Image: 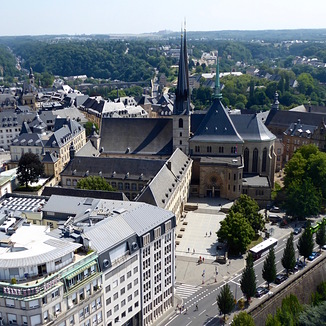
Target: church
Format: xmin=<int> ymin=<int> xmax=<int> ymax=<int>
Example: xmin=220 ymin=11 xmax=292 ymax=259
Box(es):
xmin=96 ymin=29 xmax=277 ymax=207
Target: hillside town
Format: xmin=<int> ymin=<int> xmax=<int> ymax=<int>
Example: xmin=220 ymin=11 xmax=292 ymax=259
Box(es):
xmin=1 ymin=25 xmax=326 ymax=326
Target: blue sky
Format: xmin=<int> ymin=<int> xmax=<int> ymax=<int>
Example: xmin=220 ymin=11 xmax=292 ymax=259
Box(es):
xmin=2 ymin=0 xmax=325 ymax=36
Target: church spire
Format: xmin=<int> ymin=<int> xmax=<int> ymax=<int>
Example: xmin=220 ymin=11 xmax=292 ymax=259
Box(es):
xmin=213 ymin=51 xmax=222 ymax=100
xmin=173 ymin=22 xmax=190 ymax=115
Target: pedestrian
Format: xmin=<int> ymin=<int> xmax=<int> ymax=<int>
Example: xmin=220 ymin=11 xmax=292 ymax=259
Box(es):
xmin=206 ymin=232 xmax=207 ymax=237
xmin=193 ymin=248 xmax=195 ymax=254
xmin=210 ymin=231 xmax=212 ymax=236
xmin=185 ymin=307 xmax=188 ymax=314
xmin=188 ymin=247 xmax=190 ymax=253
xmin=203 ymin=257 xmax=205 ymax=263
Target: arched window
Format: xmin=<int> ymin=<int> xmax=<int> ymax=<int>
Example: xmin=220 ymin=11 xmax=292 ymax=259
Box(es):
xmin=178 ymin=118 xmax=183 ymax=128
xmin=244 ymin=148 xmax=249 ymax=172
xmin=252 ymin=148 xmax=258 ymax=173
xmin=262 ymin=147 xmax=267 ymax=172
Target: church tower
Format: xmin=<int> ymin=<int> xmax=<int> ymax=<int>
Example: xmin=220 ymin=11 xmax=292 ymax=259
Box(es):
xmin=29 ymin=67 xmax=35 ymax=86
xmin=173 ymin=24 xmax=191 ymax=154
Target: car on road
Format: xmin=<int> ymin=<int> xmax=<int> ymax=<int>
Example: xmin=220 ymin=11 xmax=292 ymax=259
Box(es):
xmin=308 ymin=251 xmax=320 ymax=261
xmin=255 ymin=287 xmax=269 ymax=298
xmin=270 ymin=206 xmax=280 ymax=213
xmin=275 ymin=274 xmax=288 ymax=284
xmin=293 ymin=227 xmax=302 ymax=235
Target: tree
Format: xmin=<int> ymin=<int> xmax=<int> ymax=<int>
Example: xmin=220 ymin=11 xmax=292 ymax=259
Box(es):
xmin=262 ymin=248 xmax=277 ymax=289
xmin=281 ymin=233 xmax=296 ymax=275
xmin=77 ymin=176 xmax=115 ymax=191
xmin=297 ymin=301 xmax=326 ymax=326
xmin=231 ymin=311 xmax=255 ymax=326
xmin=285 ymin=178 xmax=322 ymax=219
xmin=240 ymin=253 xmax=256 ymax=302
xmin=84 ymin=122 xmax=99 ymax=137
xmin=230 ymin=194 xmax=265 ymax=234
xmin=297 ymin=222 xmax=314 ymax=262
xmin=316 ymin=220 xmax=326 ymax=252
xmin=217 ymin=284 xmax=235 ymax=320
xmin=17 ymin=152 xmax=44 ymax=188
xmin=217 ymin=210 xmax=255 ymax=255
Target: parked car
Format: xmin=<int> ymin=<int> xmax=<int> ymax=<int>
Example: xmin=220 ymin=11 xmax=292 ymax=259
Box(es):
xmin=293 ymin=227 xmax=302 ymax=235
xmin=308 ymin=252 xmax=320 ymax=261
xmin=322 ymin=244 xmax=326 ymax=250
xmin=270 ymin=206 xmax=280 ymax=213
xmin=295 ymin=260 xmax=306 ymax=269
xmin=255 ymin=286 xmax=269 ymax=298
xmin=275 ymin=274 xmax=288 ymax=284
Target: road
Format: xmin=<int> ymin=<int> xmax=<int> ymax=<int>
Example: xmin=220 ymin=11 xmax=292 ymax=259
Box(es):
xmin=166 ymin=232 xmax=322 ymax=326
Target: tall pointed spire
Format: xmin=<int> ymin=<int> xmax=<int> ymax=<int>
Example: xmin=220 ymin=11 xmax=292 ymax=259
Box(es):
xmin=213 ymin=51 xmax=222 ymax=100
xmin=173 ymin=23 xmax=190 ymax=115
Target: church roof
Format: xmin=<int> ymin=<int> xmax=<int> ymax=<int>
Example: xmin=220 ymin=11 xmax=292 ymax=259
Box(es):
xmin=230 ymin=114 xmax=276 ymax=142
xmin=61 ymin=156 xmax=166 ymax=181
xmin=191 ymin=99 xmax=243 ymax=144
xmin=100 ymin=118 xmax=173 ymax=156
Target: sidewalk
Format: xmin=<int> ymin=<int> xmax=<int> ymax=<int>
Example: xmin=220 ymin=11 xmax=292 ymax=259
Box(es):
xmin=175 ymin=197 xmax=245 ymax=286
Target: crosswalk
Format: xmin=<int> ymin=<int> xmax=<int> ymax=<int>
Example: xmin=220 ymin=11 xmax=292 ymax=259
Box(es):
xmin=175 ymin=283 xmax=202 ymax=300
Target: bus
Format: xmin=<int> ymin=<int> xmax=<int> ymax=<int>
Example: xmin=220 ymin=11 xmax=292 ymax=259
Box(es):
xmin=249 ymin=237 xmax=278 ymax=260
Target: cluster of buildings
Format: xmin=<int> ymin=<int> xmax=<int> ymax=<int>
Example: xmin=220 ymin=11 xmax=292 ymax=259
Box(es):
xmin=0 ymin=192 xmax=175 ymax=326
xmin=2 ymin=27 xmax=326 ymax=326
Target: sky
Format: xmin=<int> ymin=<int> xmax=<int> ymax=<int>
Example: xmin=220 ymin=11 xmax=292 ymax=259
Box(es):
xmin=1 ymin=0 xmax=326 ymax=36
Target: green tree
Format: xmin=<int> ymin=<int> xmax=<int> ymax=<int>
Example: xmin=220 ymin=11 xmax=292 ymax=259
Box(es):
xmin=230 ymin=194 xmax=265 ymax=234
xmin=217 ymin=210 xmax=255 ymax=255
xmin=297 ymin=301 xmax=326 ymax=326
xmin=17 ymin=153 xmax=44 ymax=188
xmin=265 ymin=314 xmax=282 ymax=326
xmin=77 ymin=176 xmax=115 ymax=191
xmin=262 ymin=248 xmax=277 ymax=289
xmin=285 ymin=178 xmax=322 ymax=219
xmin=231 ymin=311 xmax=255 ymax=326
xmin=217 ymin=284 xmax=235 ymax=320
xmin=316 ymin=220 xmax=326 ymax=252
xmin=297 ymin=222 xmax=314 ymax=262
xmin=297 ymin=72 xmax=314 ymax=95
xmin=240 ymin=253 xmax=256 ymax=302
xmin=281 ymin=233 xmax=296 ymax=275
xmin=84 ymin=122 xmax=99 ymax=137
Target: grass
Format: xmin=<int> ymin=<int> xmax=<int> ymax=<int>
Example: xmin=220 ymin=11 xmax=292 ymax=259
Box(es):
xmin=247 ymin=235 xmax=263 ymax=251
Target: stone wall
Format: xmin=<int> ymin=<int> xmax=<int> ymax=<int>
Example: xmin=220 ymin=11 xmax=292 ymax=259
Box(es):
xmin=250 ymin=255 xmax=326 ymax=325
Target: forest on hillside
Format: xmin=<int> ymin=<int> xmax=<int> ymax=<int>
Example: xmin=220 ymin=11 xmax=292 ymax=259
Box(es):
xmin=0 ymin=31 xmax=326 ymax=110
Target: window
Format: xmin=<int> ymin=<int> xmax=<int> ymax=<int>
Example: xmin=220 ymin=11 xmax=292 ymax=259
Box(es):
xmin=231 ymin=146 xmax=237 ymax=154
xmin=154 ymin=227 xmax=161 ymax=239
xmin=121 ymin=288 xmax=125 ymax=295
xmin=134 ymin=266 xmax=138 ymax=274
xmin=106 ymin=297 xmax=111 ymax=306
xmin=134 ymin=290 xmax=139 ymax=297
xmin=178 ymin=118 xmax=183 ymax=128
xmin=128 ymin=294 xmax=132 ymax=302
xmin=134 ymin=278 xmax=138 ymax=286
xmin=143 ymin=233 xmax=150 ymax=246
xmin=114 ymin=304 xmax=119 ymax=312
xmin=120 ymin=275 xmax=125 ymax=283
xmin=179 ymin=140 xmax=182 ymax=145
xmin=207 ymin=146 xmax=212 ymax=153
xmin=195 ymin=145 xmax=200 ymax=153
xmin=244 ymin=148 xmax=249 ymax=172
xmin=262 ymin=147 xmax=267 ymax=172
xmin=165 ymin=221 xmax=171 ymax=231
xmin=179 ymin=132 xmax=182 ymax=137
xmin=218 ymin=146 xmax=224 ymax=153
xmin=113 ymin=292 xmax=118 ymax=300
xmin=121 ymin=299 xmax=126 ymax=307
xmin=125 ymin=183 xmax=130 ymax=190
xmin=127 ymin=283 xmax=132 ymax=290
xmin=127 ymin=271 xmax=132 ymax=279
xmin=118 ymin=182 xmax=123 ymax=190
xmin=252 ymin=148 xmax=258 ymax=173
xmin=52 ymin=290 xmax=59 ymax=299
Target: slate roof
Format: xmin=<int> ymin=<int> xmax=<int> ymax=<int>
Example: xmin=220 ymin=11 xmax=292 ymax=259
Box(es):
xmin=191 ymin=99 xmax=243 ymax=144
xmin=41 ymin=187 xmax=128 ymax=201
xmin=265 ymin=109 xmax=326 ymax=137
xmin=284 ymin=121 xmax=318 ymax=138
xmin=230 ymin=114 xmax=276 ymax=142
xmin=242 ymin=174 xmax=270 ymax=187
xmin=42 ymin=151 xmax=60 ymax=163
xmin=100 ymin=118 xmax=173 ymax=155
xmin=61 ymin=156 xmax=166 ymax=181
xmin=75 ymin=140 xmax=99 ymax=157
xmin=12 ymin=133 xmax=45 ymax=147
xmin=136 ymin=149 xmax=192 ymax=208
